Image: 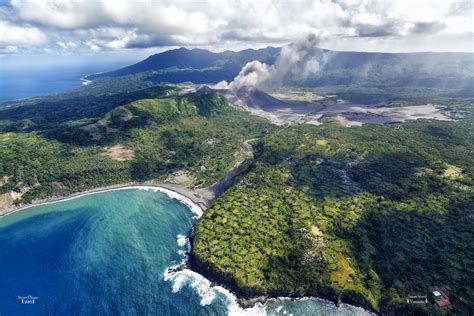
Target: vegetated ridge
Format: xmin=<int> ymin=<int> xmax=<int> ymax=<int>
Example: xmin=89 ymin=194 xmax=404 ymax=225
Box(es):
xmin=0 ymin=47 xmax=473 ymax=315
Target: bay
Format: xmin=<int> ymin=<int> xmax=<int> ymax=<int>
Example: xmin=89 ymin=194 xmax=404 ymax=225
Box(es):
xmin=0 ymin=188 xmax=372 ymax=315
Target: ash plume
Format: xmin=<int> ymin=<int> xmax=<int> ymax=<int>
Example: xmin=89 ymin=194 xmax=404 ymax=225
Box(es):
xmin=224 ymin=34 xmax=322 ymax=91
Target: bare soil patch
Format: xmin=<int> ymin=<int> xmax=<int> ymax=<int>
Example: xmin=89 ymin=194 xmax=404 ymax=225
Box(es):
xmin=101 ymin=145 xmax=135 ymax=161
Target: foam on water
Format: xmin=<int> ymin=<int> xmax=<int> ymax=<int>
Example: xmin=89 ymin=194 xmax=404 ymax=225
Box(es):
xmin=137 ymin=186 xmax=203 ymax=218
xmin=176 ymin=234 xmax=188 ymax=247
xmin=164 ymin=266 xmax=267 ymax=315
xmin=165 ymin=228 xmax=374 ymax=316
xmin=0 ymin=188 xmax=202 ymax=314
xmin=165 ymin=265 xmax=375 ymax=315
xmin=165 ymin=230 xmax=267 ymax=314
xmin=8 ymin=185 xmax=203 ymax=220
xmin=1 ymin=187 xmax=373 ymax=315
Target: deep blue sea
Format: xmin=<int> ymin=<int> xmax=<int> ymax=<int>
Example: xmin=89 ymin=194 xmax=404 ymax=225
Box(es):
xmin=0 ymin=188 xmax=373 ymax=315
xmin=0 ymin=59 xmax=135 ymax=103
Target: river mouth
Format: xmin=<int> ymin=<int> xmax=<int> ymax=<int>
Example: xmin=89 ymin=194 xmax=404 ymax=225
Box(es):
xmin=0 ymin=188 xmax=373 ymax=315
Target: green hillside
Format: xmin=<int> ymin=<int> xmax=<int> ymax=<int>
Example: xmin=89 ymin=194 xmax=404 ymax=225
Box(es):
xmin=0 ymin=87 xmax=274 ymax=203
xmin=193 ymin=115 xmax=474 ymax=314
xmin=1 ymin=61 xmax=473 ymax=315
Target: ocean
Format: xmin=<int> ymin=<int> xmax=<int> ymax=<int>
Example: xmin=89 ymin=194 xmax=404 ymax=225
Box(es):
xmin=0 ymin=188 xmax=373 ymax=315
xmin=0 ymin=58 xmax=136 ymax=103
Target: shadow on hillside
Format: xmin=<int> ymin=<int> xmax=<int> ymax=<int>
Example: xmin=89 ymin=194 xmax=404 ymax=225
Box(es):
xmin=347 ymin=151 xmax=426 ymax=200
xmin=0 ymin=86 xmax=171 ymax=144
xmin=288 ymin=153 xmax=357 ymax=199
xmin=347 ymin=190 xmax=474 ymax=311
xmin=286 ymin=151 xmax=428 ymax=201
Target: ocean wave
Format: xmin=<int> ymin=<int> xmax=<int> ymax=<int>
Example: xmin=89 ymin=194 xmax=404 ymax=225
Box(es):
xmin=164 ymin=266 xmax=267 ymax=314
xmin=176 ymin=234 xmax=188 ymax=247
xmin=137 ymin=186 xmax=203 ymax=218
xmin=160 ymin=190 xmax=373 ymax=316
xmin=164 ymin=262 xmax=374 ymax=315
xmin=80 ymin=77 xmax=92 ymax=85
xmin=176 ymin=234 xmax=191 ymax=253
xmin=262 ymin=296 xmax=375 ymax=316
xmin=7 ymin=185 xmax=203 ymax=220
xmin=164 ymin=232 xmax=267 ymax=315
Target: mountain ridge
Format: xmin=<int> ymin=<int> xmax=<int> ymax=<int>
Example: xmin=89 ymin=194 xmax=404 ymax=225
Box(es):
xmin=88 ymin=46 xmax=474 ymax=91
xmin=87 ymin=46 xmax=280 ymax=80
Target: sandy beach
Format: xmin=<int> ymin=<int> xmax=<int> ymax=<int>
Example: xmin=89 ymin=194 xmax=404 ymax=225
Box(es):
xmin=0 ymin=181 xmax=214 ymax=219
xmin=0 ymin=133 xmax=251 ymax=219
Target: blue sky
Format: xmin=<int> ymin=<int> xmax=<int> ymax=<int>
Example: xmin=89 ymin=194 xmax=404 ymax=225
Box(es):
xmin=0 ymin=0 xmax=472 ymax=60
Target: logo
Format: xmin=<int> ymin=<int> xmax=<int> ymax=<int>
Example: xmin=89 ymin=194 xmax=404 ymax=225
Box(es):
xmin=406 ymin=294 xmax=427 ymax=304
xmin=18 ymin=295 xmax=38 ymax=305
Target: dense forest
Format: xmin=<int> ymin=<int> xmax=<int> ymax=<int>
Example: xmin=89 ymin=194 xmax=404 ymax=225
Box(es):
xmin=0 ymin=85 xmax=274 ymax=203
xmin=0 ymin=62 xmax=473 ymax=314
xmin=193 ymin=114 xmax=474 ymax=314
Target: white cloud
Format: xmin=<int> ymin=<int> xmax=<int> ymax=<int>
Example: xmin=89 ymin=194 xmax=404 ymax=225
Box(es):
xmin=0 ymin=45 xmax=18 ymax=54
xmin=2 ymin=0 xmax=473 ymax=53
xmin=57 ymin=41 xmax=77 ymax=49
xmin=0 ymin=20 xmax=47 ymax=46
xmin=11 ymin=0 xmax=105 ymax=29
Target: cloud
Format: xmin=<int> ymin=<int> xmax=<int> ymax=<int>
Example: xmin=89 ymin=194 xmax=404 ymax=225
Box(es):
xmin=353 ymin=23 xmax=401 ymax=37
xmin=57 ymin=41 xmax=77 ymax=49
xmin=0 ymin=45 xmax=18 ymax=54
xmin=340 ymin=0 xmax=471 ymax=38
xmin=410 ymin=22 xmax=446 ymax=34
xmin=1 ymin=0 xmax=473 ymax=53
xmin=124 ymin=34 xmax=180 ymax=49
xmin=0 ymin=20 xmax=47 ymax=46
xmin=11 ymin=0 xmax=106 ymax=29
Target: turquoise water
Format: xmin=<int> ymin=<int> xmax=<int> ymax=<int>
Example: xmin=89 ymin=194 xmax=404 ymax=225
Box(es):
xmin=0 ymin=188 xmax=372 ymax=315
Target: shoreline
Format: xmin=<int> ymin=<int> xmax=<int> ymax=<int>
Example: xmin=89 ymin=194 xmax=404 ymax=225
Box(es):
xmin=168 ymin=251 xmax=375 ymax=315
xmin=0 ymin=134 xmax=248 ymax=219
xmin=177 ymin=225 xmax=376 ymax=314
xmin=0 ymin=181 xmax=374 ymax=314
xmin=80 ymin=77 xmax=93 ymax=85
xmin=0 ymin=181 xmax=212 ymax=219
